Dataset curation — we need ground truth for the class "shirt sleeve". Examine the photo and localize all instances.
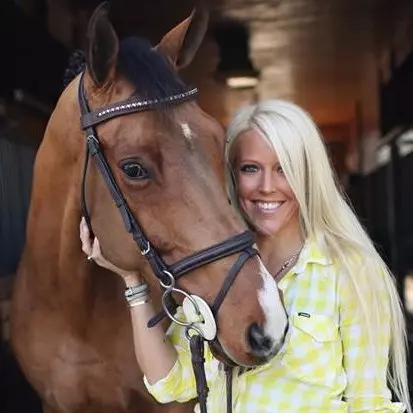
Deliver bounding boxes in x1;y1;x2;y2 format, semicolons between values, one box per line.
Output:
143;307;218;404
338;270;405;413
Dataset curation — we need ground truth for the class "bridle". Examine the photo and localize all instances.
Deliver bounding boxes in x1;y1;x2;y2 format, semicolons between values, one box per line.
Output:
77;71;258;413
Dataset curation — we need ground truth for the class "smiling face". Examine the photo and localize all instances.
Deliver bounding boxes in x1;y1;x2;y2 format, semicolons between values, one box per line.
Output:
234;129;301;238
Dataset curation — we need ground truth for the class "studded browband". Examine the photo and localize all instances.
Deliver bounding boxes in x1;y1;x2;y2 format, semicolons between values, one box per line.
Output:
80;86;198;129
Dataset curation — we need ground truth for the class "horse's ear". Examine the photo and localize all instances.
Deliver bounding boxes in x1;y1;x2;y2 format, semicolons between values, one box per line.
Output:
155;2;209;70
85;2;119;86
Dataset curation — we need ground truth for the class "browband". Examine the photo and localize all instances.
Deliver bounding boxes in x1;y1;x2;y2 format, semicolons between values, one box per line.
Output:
80;86;198;129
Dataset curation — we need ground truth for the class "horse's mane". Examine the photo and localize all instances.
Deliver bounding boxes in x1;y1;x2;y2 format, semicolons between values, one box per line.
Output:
63;49;86;87
63;37;188;102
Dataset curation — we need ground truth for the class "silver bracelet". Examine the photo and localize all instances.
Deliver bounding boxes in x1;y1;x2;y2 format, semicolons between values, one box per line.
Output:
129;297;151;307
128;291;150;304
125;284;150;303
125;283;149;297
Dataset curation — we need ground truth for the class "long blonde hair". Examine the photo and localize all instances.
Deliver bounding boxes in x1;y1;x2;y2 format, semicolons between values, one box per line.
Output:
225;99;411;411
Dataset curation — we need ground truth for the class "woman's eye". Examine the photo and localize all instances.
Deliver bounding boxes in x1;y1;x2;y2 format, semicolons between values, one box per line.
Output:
276;165;284;175
240;164;259;173
121;162;149;180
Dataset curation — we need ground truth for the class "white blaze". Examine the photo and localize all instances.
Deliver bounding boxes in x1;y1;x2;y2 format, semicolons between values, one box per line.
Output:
180;122;193;143
258;259;288;345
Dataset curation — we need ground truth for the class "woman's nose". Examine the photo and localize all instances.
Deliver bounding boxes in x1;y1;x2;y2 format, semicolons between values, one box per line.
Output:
260;171;275;194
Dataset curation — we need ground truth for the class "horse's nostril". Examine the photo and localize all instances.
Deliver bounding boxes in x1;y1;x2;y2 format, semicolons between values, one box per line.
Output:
247;323;274;357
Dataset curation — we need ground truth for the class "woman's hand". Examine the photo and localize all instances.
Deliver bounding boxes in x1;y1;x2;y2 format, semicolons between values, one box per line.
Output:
79;220;177;385
79;218;142;285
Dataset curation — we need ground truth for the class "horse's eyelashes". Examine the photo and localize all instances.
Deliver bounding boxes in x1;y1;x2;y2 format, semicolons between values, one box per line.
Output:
121;162;149;180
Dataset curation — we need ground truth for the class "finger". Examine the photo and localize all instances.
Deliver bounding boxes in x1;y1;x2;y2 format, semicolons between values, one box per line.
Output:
80;218;89;239
79;218;86;239
80;223;92;256
91;237;102;260
82;240;92;256
80;233;88;248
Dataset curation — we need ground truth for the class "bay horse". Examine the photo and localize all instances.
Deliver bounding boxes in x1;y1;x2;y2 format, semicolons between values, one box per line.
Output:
10;3;287;413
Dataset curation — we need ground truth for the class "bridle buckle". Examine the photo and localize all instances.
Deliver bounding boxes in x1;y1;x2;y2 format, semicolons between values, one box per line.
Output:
140;241;151;256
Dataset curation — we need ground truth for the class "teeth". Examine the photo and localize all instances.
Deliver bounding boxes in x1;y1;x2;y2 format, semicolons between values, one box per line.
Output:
256;202;282;211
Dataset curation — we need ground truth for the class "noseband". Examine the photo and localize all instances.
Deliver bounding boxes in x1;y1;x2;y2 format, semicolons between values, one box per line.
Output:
78;71;258;413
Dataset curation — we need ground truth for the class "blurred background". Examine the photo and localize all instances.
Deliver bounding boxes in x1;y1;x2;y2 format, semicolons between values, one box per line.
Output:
1;0;413;410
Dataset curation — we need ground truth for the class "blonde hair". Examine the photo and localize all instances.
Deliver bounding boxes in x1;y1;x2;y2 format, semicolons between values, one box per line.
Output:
225;99;411;412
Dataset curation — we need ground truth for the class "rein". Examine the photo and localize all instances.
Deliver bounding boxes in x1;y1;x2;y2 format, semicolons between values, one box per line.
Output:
77;71;258;413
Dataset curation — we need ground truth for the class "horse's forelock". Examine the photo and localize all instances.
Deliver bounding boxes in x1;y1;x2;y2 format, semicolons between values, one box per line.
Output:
117;37;188;102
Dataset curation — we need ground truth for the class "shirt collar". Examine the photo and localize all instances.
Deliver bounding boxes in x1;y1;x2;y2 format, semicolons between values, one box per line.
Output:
293;239;333;275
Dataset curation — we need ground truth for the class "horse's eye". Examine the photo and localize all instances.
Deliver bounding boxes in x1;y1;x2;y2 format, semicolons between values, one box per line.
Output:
121;162;149;180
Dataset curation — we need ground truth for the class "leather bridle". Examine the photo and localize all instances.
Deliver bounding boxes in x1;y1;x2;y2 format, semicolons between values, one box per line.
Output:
78;71;258;413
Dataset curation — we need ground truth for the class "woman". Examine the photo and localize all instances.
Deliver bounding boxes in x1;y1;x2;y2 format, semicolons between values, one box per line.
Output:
80;99;411;412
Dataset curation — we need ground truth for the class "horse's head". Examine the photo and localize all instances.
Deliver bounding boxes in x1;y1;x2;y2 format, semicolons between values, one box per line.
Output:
66;2;287;367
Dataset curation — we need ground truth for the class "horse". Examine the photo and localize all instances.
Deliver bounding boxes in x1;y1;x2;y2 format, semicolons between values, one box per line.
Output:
10;3;287;413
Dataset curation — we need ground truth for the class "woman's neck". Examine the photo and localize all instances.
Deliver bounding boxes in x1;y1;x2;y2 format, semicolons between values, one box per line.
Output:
256;224;304;275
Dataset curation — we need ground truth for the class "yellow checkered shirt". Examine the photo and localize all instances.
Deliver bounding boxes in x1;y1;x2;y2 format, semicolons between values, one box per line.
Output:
144;240;405;412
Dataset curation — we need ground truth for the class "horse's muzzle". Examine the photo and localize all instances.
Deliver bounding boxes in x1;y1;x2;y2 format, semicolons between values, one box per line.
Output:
247;322;284;360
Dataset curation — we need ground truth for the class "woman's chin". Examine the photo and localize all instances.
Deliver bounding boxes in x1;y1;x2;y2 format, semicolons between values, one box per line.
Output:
252;222;281;237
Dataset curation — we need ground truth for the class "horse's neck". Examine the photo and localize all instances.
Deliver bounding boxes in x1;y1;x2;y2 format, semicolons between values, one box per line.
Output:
22;134;92;301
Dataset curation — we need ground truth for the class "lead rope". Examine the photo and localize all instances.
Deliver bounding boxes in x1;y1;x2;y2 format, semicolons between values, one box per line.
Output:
190;335;233;413
190;335;209;413
225;365;233;413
